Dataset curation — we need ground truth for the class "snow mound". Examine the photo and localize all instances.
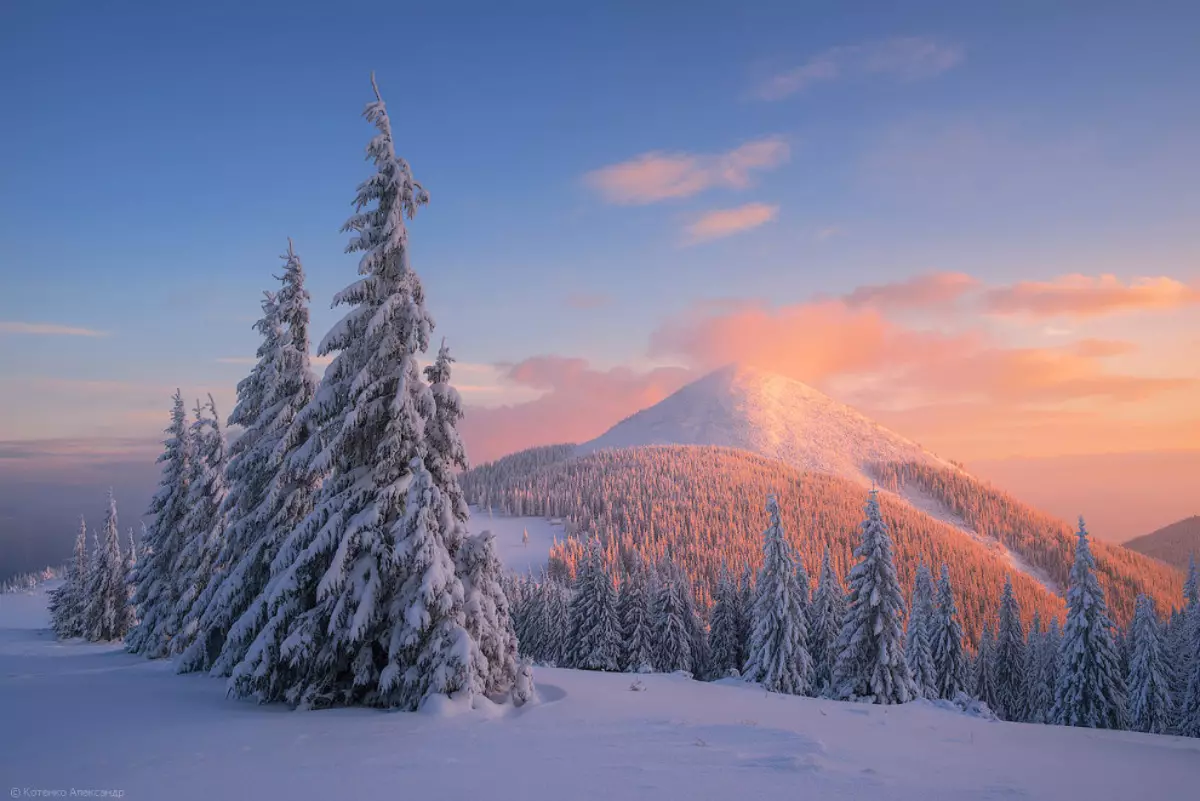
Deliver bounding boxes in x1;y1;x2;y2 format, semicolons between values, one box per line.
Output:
579;364;953;485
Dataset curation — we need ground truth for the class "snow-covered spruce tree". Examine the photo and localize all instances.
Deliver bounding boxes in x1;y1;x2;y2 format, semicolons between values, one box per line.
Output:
809;546;846;696
458;530;520;695
49;516;90;639
123;527;138;634
905;562;937;700
1127;595;1174;734
1051;517;1127;730
1179;598;1200;737
707;566;742;679
743;494;812;695
931;564;968;700
207;251;321;679
653;560;693;673
831;489;915;704
618;557;654;672
126;391;193;658
545;578;573;667
994;575;1028;722
1024;612;1045;722
232;77;506;710
566;538;622;671
973;622;1000;711
172;396;229;656
179;253;312;674
679;564;709;679
1029;617;1062;724
83;490;131;642
736;565;755;670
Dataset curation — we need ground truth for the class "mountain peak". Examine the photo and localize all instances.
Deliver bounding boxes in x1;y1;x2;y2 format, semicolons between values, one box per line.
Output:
579;364;950;483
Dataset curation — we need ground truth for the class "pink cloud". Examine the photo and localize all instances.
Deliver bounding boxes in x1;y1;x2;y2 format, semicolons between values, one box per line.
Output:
459;358;694;465
0;321;107;337
755;37;964;101
842;271;980;310
983;274;1200;318
584;137;789;205
684;203;779;244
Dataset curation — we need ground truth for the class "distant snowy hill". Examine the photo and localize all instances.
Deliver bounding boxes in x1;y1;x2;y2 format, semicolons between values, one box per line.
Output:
579;364;953;485
2;586;1197;801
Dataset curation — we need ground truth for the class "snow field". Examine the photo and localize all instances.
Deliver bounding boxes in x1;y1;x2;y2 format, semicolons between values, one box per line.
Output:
1;586;1198;801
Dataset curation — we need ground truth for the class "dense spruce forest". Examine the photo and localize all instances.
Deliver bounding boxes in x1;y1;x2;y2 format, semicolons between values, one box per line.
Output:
461;445;1184;643
872;462;1183;627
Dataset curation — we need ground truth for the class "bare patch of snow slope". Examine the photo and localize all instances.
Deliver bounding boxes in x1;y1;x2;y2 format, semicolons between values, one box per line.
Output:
467;504;564;576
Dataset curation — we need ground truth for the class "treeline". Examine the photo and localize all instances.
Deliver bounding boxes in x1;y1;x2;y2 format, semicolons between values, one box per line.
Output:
463;445;1074;645
0;566;64;594
872;461;1183;626
509;491;1200;736
48;493;137;642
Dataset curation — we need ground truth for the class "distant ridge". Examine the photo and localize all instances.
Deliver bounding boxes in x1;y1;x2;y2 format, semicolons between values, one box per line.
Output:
579;363;953;484
1125;516;1200;570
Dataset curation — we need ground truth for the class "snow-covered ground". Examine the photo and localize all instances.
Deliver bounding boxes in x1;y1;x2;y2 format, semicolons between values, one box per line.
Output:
467;504;564;576
1;586;1197;801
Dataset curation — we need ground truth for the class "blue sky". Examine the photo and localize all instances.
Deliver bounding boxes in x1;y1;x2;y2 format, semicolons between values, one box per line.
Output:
1;2;1198;449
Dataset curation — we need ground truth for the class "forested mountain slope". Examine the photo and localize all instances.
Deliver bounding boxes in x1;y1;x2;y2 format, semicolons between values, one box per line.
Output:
871;462;1183;626
462;445;1183;642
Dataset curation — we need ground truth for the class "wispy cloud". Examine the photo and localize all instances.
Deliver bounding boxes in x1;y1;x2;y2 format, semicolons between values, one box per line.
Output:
0;321;107;337
755;37;964;101
983;274;1200;318
684;203;779;244
843;271;980;311
584;137;789;205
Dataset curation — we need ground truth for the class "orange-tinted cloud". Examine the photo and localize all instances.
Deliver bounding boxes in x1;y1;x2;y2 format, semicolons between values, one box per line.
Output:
458;271;1199;465
684;203;779;244
842;271;980;310
459;357;693;465
983;274;1200;317
584;137;789;205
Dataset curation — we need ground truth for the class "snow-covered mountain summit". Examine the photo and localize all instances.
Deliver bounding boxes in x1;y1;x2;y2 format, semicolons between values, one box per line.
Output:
579;364;951;484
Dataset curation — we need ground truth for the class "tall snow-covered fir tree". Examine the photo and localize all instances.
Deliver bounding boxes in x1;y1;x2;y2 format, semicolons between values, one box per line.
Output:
49;516;90;639
743;494;811;695
1024;611;1046;723
231;76;509;710
831;489;915;704
679;564;709;679
1029;616;1062;724
653;561;694;673
1127;595;1174;734
905;561;937;699
544;577;572;667
172;396;229;656
179;245;319;675
809;546;846;696
123;527;138;634
127;391;193;658
458;530;520;695
707;565;742;679
566;538;621;671
973;622;1000;711
82;490;130;642
993;575;1028;722
618;556;654;673
1051;517;1126;730
931;564;968;700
